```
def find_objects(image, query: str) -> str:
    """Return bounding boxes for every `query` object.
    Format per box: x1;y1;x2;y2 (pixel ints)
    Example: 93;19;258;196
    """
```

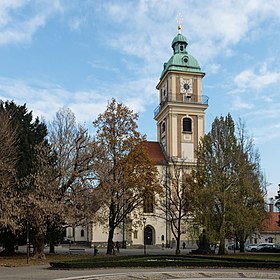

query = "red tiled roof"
261;212;280;233
145;141;166;164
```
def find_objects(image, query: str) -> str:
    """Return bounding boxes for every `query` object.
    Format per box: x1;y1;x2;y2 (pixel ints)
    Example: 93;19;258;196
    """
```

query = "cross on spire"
176;13;183;34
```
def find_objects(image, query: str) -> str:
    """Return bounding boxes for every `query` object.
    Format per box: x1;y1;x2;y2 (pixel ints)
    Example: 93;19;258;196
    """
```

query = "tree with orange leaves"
93;98;160;255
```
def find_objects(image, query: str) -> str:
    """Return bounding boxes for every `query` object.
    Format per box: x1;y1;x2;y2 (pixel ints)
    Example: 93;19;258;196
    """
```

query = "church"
66;25;209;248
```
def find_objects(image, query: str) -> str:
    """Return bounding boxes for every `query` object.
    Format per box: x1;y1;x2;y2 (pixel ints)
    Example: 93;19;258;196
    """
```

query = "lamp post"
143;217;146;255
26;221;30;264
26;204;32;264
276;184;280;226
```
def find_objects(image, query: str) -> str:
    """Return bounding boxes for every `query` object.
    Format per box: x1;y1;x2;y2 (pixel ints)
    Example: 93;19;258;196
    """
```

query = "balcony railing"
154;95;209;117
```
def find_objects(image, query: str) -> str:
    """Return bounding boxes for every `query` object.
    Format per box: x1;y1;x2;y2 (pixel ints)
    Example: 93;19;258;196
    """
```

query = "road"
0;266;280;280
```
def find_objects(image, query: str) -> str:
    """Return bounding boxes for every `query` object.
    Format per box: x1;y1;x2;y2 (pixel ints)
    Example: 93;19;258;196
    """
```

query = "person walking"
116;241;120;253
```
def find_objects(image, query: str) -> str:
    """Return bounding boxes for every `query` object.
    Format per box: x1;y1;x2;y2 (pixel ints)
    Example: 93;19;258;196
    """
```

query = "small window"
180;45;184;52
81;229;85;237
161;235;164;241
134;230;138;239
144;193;154;213
183;117;192;133
161;122;166;133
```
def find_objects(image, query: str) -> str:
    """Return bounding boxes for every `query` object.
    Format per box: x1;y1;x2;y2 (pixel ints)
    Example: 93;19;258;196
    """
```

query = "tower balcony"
153;95;209;117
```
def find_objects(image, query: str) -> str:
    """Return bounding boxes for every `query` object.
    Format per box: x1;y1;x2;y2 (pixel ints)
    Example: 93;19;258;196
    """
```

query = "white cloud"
234;67;280;90
231;95;254;111
0;77;105;122
88;60;120;74
254;122;280;144
99;0;280;69
0;75;157;125
0;0;25;26
70;101;107;124
0;0;63;45
205;63;221;75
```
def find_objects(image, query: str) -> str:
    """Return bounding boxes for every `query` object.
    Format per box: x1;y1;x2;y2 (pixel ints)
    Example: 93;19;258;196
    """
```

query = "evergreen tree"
1;101;48;181
0;107;19;253
0;100;48;255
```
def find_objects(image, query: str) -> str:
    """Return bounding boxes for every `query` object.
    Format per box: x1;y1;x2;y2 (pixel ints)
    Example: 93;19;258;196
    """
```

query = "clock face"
183;83;190;91
180;78;192;94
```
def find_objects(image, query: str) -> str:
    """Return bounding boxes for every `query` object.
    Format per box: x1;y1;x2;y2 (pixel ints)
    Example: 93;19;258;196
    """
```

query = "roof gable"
145;141;166;164
261;212;280;232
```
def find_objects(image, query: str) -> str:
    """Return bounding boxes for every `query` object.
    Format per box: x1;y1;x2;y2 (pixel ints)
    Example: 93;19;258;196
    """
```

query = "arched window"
143;193;154;213
183;117;192;133
81;229;84;237
161;121;166;133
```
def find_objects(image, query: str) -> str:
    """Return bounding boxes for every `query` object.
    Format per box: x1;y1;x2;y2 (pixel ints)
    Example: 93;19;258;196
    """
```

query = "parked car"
228;242;239;250
256;244;280;253
245;244;257;252
246;243;275;252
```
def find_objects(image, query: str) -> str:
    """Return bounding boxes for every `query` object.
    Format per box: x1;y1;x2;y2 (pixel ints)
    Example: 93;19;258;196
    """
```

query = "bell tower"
154;25;208;164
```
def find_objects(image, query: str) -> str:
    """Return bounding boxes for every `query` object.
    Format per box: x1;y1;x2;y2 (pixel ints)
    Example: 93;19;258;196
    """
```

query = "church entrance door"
144;226;153;245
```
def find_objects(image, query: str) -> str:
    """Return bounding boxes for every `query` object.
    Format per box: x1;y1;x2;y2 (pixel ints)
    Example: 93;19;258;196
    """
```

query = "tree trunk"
218;238;226;255
0;231;17;256
176;236;181;255
239;236;246;253
0;240;15;256
107;200;116;255
33;232;46;259
49;243;55;254
106;228;115;255
176;223;181;255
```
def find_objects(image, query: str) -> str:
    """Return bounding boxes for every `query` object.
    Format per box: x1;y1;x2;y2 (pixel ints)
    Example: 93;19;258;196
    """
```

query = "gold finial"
176;13;183;34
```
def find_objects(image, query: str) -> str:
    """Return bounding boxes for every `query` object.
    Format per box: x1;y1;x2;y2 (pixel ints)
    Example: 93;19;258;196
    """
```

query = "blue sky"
0;0;280;199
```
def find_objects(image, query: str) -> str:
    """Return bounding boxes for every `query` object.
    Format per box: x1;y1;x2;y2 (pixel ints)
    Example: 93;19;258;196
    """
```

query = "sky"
0;0;280;200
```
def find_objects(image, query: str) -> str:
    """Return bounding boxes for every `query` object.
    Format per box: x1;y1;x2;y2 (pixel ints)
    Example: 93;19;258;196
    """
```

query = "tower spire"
178;24;182;34
176;13;183;34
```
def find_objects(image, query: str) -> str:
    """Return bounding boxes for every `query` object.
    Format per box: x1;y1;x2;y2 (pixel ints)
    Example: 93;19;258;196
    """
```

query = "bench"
69;248;86;254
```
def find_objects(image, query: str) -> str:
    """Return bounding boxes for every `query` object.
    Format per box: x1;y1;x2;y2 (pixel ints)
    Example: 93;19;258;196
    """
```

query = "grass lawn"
49;253;280;269
0;253;93;267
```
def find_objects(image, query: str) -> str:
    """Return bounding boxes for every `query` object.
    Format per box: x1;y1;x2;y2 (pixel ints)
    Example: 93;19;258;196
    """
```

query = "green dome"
172;33;188;48
160;31;203;79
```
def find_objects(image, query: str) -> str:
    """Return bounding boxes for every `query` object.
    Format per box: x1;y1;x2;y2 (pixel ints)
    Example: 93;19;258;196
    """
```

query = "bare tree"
158;158;192;254
8;106;101;259
48;107;100;243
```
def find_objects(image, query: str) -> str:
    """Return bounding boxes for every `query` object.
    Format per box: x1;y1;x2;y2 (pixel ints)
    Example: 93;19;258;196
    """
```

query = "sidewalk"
17;244;195;256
